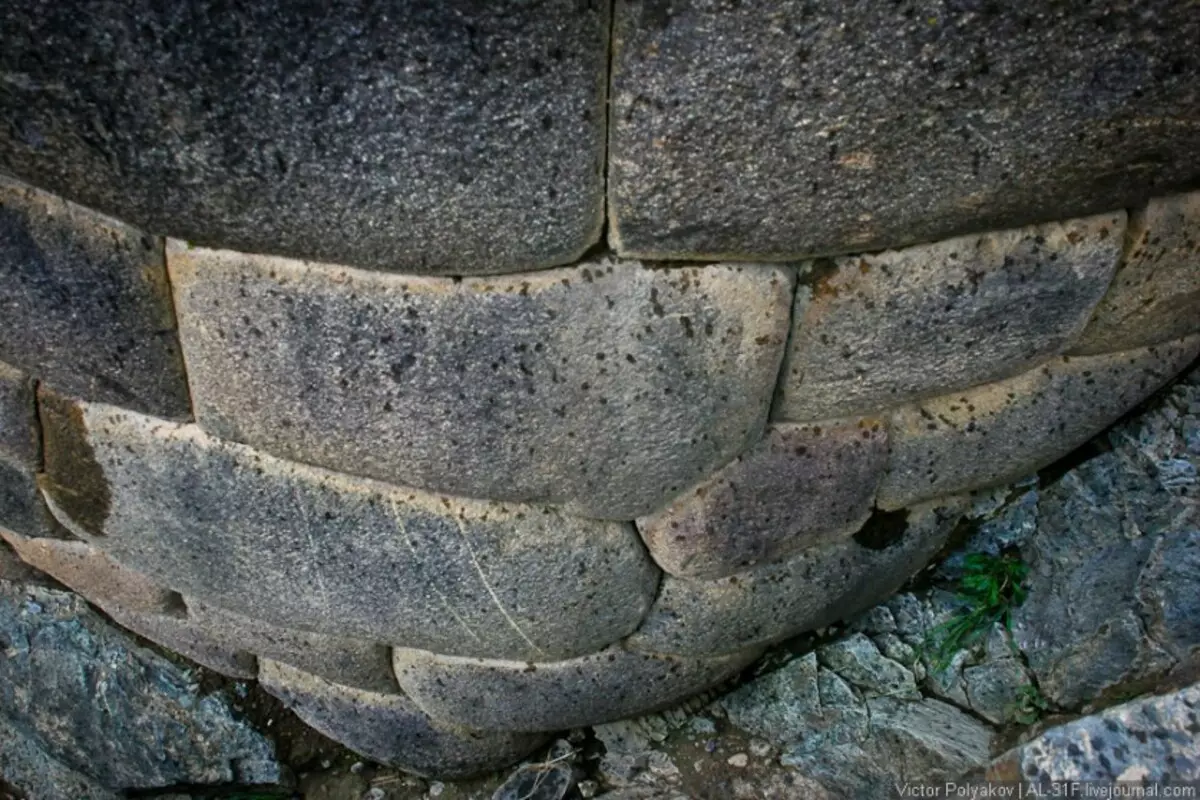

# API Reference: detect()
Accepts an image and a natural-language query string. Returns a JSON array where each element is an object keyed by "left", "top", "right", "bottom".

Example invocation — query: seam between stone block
[{"left": 155, "top": 235, "right": 199, "bottom": 423}]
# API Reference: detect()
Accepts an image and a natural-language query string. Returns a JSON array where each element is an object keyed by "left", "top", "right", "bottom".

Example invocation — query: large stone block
[
  {"left": 627, "top": 499, "right": 965, "bottom": 657},
  {"left": 877, "top": 335, "right": 1200, "bottom": 510},
  {"left": 636, "top": 419, "right": 886, "bottom": 578},
  {"left": 608, "top": 0, "right": 1200, "bottom": 260},
  {"left": 0, "top": 361, "right": 39, "bottom": 466},
  {"left": 101, "top": 604, "right": 259, "bottom": 681},
  {"left": 392, "top": 644, "right": 762, "bottom": 733},
  {"left": 260, "top": 660, "right": 547, "bottom": 779},
  {"left": 0, "top": 178, "right": 190, "bottom": 417},
  {"left": 169, "top": 247, "right": 793, "bottom": 519},
  {"left": 36, "top": 393, "right": 659, "bottom": 661},
  {"left": 775, "top": 212, "right": 1124, "bottom": 421},
  {"left": 0, "top": 1, "right": 608, "bottom": 274},
  {"left": 1071, "top": 192, "right": 1200, "bottom": 355}
]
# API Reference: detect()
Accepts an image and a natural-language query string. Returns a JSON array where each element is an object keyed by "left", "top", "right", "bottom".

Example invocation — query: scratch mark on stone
[{"left": 293, "top": 487, "right": 333, "bottom": 615}]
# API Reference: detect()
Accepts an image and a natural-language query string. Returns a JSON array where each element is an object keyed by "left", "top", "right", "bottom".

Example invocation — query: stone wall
[{"left": 1, "top": 0, "right": 1199, "bottom": 779}]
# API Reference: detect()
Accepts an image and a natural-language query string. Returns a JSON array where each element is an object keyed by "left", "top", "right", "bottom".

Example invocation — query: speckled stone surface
[
  {"left": 36, "top": 395, "right": 659, "bottom": 661},
  {"left": 0, "top": 362, "right": 38, "bottom": 467},
  {"left": 878, "top": 335, "right": 1200, "bottom": 509},
  {"left": 637, "top": 419, "right": 887, "bottom": 579},
  {"left": 1071, "top": 191, "right": 1200, "bottom": 355},
  {"left": 170, "top": 247, "right": 793, "bottom": 519},
  {"left": 0, "top": 1, "right": 608, "bottom": 274},
  {"left": 775, "top": 212, "right": 1124, "bottom": 421},
  {"left": 260, "top": 659, "right": 548, "bottom": 779},
  {"left": 393, "top": 644, "right": 762, "bottom": 733},
  {"left": 0, "top": 178, "right": 189, "bottom": 418},
  {"left": 608, "top": 0, "right": 1200, "bottom": 260}
]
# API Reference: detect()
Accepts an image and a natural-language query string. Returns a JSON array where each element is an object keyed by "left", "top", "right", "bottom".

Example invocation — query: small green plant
[
  {"left": 1009, "top": 682, "right": 1050, "bottom": 725},
  {"left": 924, "top": 551, "right": 1030, "bottom": 670}
]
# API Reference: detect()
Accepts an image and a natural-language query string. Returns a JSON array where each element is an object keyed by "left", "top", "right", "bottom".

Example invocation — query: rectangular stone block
[
  {"left": 392, "top": 644, "right": 762, "bottom": 733},
  {"left": 609, "top": 0, "right": 1200, "bottom": 260},
  {"left": 775, "top": 212, "right": 1124, "bottom": 421},
  {"left": 36, "top": 391, "right": 660, "bottom": 662},
  {"left": 0, "top": 1, "right": 609, "bottom": 274},
  {"left": 169, "top": 246, "right": 793, "bottom": 519},
  {"left": 637, "top": 418, "right": 887, "bottom": 579},
  {"left": 0, "top": 360, "right": 39, "bottom": 466},
  {"left": 1071, "top": 191, "right": 1200, "bottom": 355},
  {"left": 0, "top": 177, "right": 190, "bottom": 417},
  {"left": 877, "top": 335, "right": 1200, "bottom": 510},
  {"left": 627, "top": 499, "right": 965, "bottom": 657}
]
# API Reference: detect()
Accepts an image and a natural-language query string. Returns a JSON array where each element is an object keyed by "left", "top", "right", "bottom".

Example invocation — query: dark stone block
[
  {"left": 609, "top": 0, "right": 1200, "bottom": 260},
  {"left": 0, "top": 361, "right": 38, "bottom": 467},
  {"left": 0, "top": 1, "right": 609, "bottom": 274},
  {"left": 0, "top": 180, "right": 190, "bottom": 418}
]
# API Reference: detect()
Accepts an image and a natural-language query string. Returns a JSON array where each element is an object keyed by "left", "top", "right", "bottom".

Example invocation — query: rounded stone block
[
  {"left": 637, "top": 419, "right": 887, "bottom": 579},
  {"left": 775, "top": 212, "right": 1124, "bottom": 422},
  {"left": 260, "top": 659, "right": 548, "bottom": 779},
  {"left": 101, "top": 604, "right": 259, "bottom": 681},
  {"left": 168, "top": 246, "right": 794, "bottom": 519},
  {"left": 626, "top": 499, "right": 966, "bottom": 657},
  {"left": 0, "top": 1, "right": 609, "bottom": 274},
  {"left": 392, "top": 644, "right": 762, "bottom": 733},
  {"left": 36, "top": 392, "right": 659, "bottom": 661},
  {"left": 877, "top": 335, "right": 1200, "bottom": 510},
  {"left": 0, "top": 177, "right": 190, "bottom": 418},
  {"left": 1071, "top": 191, "right": 1200, "bottom": 356},
  {"left": 608, "top": 0, "right": 1200, "bottom": 260}
]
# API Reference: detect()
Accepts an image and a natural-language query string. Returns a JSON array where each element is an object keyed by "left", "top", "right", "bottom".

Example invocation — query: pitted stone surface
[
  {"left": 0, "top": 362, "right": 38, "bottom": 466},
  {"left": 260, "top": 659, "right": 547, "bottom": 779},
  {"left": 37, "top": 396, "right": 659, "bottom": 661},
  {"left": 101, "top": 604, "right": 258, "bottom": 680},
  {"left": 627, "top": 499, "right": 965, "bottom": 657},
  {"left": 0, "top": 178, "right": 189, "bottom": 417},
  {"left": 0, "top": 529, "right": 174, "bottom": 614},
  {"left": 186, "top": 597, "right": 397, "bottom": 694},
  {"left": 1072, "top": 192, "right": 1200, "bottom": 355},
  {"left": 0, "top": 2, "right": 608, "bottom": 275},
  {"left": 775, "top": 213, "right": 1124, "bottom": 421},
  {"left": 169, "top": 247, "right": 793, "bottom": 519},
  {"left": 608, "top": 0, "right": 1200, "bottom": 260},
  {"left": 392, "top": 645, "right": 762, "bottom": 733},
  {"left": 878, "top": 335, "right": 1200, "bottom": 509},
  {"left": 637, "top": 419, "right": 886, "bottom": 579}
]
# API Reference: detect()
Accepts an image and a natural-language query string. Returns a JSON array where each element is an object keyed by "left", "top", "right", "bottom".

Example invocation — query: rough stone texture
[
  {"left": 0, "top": 580, "right": 279, "bottom": 789},
  {"left": 775, "top": 213, "right": 1124, "bottom": 421},
  {"left": 260, "top": 659, "right": 547, "bottom": 779},
  {"left": 100, "top": 604, "right": 258, "bottom": 681},
  {"left": 0, "top": 1, "right": 609, "bottom": 275},
  {"left": 37, "top": 395, "right": 658, "bottom": 661},
  {"left": 0, "top": 716, "right": 118, "bottom": 800},
  {"left": 0, "top": 529, "right": 175, "bottom": 614},
  {"left": 392, "top": 645, "right": 762, "bottom": 733},
  {"left": 1072, "top": 191, "right": 1200, "bottom": 355},
  {"left": 816, "top": 634, "right": 920, "bottom": 700},
  {"left": 878, "top": 335, "right": 1200, "bottom": 509},
  {"left": 0, "top": 362, "right": 38, "bottom": 467},
  {"left": 0, "top": 539, "right": 43, "bottom": 585},
  {"left": 608, "top": 0, "right": 1200, "bottom": 260},
  {"left": 186, "top": 597, "right": 397, "bottom": 694},
  {"left": 0, "top": 178, "right": 189, "bottom": 417},
  {"left": 989, "top": 682, "right": 1200, "bottom": 782},
  {"left": 962, "top": 658, "right": 1032, "bottom": 726},
  {"left": 628, "top": 499, "right": 964, "bottom": 657},
  {"left": 0, "top": 460, "right": 61, "bottom": 541},
  {"left": 636, "top": 419, "right": 886, "bottom": 579},
  {"left": 169, "top": 248, "right": 793, "bottom": 519}
]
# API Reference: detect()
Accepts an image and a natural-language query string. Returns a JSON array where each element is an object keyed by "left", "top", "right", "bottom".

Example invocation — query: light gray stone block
[
  {"left": 393, "top": 644, "right": 762, "bottom": 733},
  {"left": 36, "top": 393, "right": 659, "bottom": 661},
  {"left": 775, "top": 212, "right": 1124, "bottom": 421},
  {"left": 878, "top": 335, "right": 1200, "bottom": 509},
  {"left": 637, "top": 419, "right": 886, "bottom": 578},
  {"left": 169, "top": 247, "right": 794, "bottom": 519},
  {"left": 609, "top": 0, "right": 1200, "bottom": 260},
  {"left": 0, "top": 1, "right": 609, "bottom": 274}
]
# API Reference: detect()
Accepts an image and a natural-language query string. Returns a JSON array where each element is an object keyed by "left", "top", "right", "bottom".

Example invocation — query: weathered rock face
[
  {"left": 169, "top": 247, "right": 793, "bottom": 519},
  {"left": 0, "top": 580, "right": 279, "bottom": 790},
  {"left": 0, "top": 2, "right": 609, "bottom": 274},
  {"left": 608, "top": 0, "right": 1200, "bottom": 260},
  {"left": 0, "top": 362, "right": 61, "bottom": 540}
]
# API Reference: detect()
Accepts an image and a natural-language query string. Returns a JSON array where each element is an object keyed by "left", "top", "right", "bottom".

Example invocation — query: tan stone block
[
  {"left": 393, "top": 644, "right": 763, "bottom": 733},
  {"left": 1071, "top": 192, "right": 1200, "bottom": 355},
  {"left": 877, "top": 335, "right": 1200, "bottom": 510},
  {"left": 260, "top": 660, "right": 547, "bottom": 779},
  {"left": 637, "top": 419, "right": 887, "bottom": 578},
  {"left": 776, "top": 212, "right": 1124, "bottom": 421}
]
